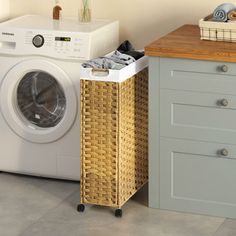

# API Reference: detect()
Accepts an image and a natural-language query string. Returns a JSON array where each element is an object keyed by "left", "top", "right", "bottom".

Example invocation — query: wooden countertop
[{"left": 145, "top": 24, "right": 236, "bottom": 62}]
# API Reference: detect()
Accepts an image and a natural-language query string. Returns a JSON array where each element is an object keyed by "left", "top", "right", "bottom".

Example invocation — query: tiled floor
[{"left": 0, "top": 172, "right": 235, "bottom": 236}]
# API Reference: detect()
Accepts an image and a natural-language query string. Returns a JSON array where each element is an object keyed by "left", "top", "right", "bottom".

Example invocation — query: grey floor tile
[
  {"left": 0, "top": 173, "right": 79, "bottom": 236},
  {"left": 214, "top": 219, "right": 236, "bottom": 236},
  {"left": 19, "top": 220, "right": 133, "bottom": 236},
  {"left": 18, "top": 219, "right": 170, "bottom": 236},
  {"left": 0, "top": 173, "right": 226, "bottom": 236},
  {"left": 20, "top": 211, "right": 225, "bottom": 236},
  {"left": 0, "top": 215, "right": 36, "bottom": 236},
  {"left": 27, "top": 186, "right": 224, "bottom": 236}
]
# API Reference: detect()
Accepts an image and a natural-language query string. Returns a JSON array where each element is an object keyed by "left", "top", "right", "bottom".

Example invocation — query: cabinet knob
[
  {"left": 220, "top": 65, "right": 229, "bottom": 72},
  {"left": 219, "top": 148, "right": 229, "bottom": 157},
  {"left": 218, "top": 99, "right": 229, "bottom": 107}
]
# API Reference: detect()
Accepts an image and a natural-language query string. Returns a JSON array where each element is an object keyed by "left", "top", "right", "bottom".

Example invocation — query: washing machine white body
[{"left": 0, "top": 15, "right": 119, "bottom": 180}]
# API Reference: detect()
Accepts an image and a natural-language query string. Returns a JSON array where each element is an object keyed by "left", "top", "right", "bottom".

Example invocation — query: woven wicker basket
[
  {"left": 199, "top": 18, "right": 236, "bottom": 42},
  {"left": 80, "top": 68, "right": 148, "bottom": 212}
]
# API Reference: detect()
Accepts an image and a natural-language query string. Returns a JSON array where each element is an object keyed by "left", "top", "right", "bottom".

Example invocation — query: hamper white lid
[{"left": 80, "top": 54, "right": 148, "bottom": 83}]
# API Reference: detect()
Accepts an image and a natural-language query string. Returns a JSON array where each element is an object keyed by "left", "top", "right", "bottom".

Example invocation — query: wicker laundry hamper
[{"left": 77, "top": 56, "right": 148, "bottom": 217}]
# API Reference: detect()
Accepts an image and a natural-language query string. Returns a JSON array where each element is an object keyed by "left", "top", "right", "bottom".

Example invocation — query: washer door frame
[{"left": 0, "top": 59, "right": 77, "bottom": 143}]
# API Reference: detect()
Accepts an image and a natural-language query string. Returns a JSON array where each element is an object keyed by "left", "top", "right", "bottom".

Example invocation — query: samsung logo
[{"left": 2, "top": 32, "right": 14, "bottom": 36}]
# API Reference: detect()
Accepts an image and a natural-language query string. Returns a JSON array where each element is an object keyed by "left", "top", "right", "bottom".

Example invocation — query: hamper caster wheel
[
  {"left": 115, "top": 209, "right": 122, "bottom": 218},
  {"left": 77, "top": 204, "right": 85, "bottom": 212}
]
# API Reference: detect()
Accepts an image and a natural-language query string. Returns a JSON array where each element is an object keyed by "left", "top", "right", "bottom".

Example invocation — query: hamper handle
[{"left": 91, "top": 68, "right": 110, "bottom": 77}]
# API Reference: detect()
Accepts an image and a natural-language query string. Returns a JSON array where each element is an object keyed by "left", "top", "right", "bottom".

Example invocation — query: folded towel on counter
[
  {"left": 213, "top": 3, "right": 235, "bottom": 22},
  {"left": 82, "top": 50, "right": 136, "bottom": 70},
  {"left": 228, "top": 8, "right": 236, "bottom": 20}
]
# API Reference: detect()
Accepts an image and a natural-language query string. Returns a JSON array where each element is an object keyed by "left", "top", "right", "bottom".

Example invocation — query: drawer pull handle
[
  {"left": 220, "top": 65, "right": 229, "bottom": 72},
  {"left": 220, "top": 148, "right": 229, "bottom": 157},
  {"left": 219, "top": 99, "right": 229, "bottom": 107}
]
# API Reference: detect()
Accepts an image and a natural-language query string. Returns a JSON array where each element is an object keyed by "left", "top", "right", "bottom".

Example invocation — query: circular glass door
[
  {"left": 17, "top": 71, "right": 66, "bottom": 128},
  {"left": 0, "top": 59, "right": 77, "bottom": 143}
]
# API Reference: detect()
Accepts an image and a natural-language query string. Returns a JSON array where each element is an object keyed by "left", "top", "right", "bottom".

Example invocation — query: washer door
[{"left": 0, "top": 59, "right": 77, "bottom": 143}]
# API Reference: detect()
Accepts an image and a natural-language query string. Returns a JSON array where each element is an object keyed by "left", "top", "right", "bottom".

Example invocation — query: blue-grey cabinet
[{"left": 149, "top": 57, "right": 236, "bottom": 218}]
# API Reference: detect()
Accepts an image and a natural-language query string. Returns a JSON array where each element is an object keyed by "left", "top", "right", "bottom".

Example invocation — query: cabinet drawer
[
  {"left": 160, "top": 89, "right": 236, "bottom": 144},
  {"left": 160, "top": 58, "right": 236, "bottom": 95},
  {"left": 160, "top": 137, "right": 236, "bottom": 218}
]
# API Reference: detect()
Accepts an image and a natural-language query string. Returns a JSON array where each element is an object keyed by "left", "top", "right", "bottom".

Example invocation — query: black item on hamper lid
[{"left": 117, "top": 40, "right": 144, "bottom": 60}]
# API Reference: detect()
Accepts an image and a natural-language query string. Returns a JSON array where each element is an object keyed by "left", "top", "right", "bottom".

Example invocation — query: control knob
[{"left": 32, "top": 35, "right": 44, "bottom": 48}]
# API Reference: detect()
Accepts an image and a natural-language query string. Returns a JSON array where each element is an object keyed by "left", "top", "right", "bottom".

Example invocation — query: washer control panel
[{"left": 21, "top": 31, "right": 90, "bottom": 60}]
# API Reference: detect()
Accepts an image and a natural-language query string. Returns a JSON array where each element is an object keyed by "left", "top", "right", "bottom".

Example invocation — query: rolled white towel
[{"left": 213, "top": 3, "right": 235, "bottom": 22}]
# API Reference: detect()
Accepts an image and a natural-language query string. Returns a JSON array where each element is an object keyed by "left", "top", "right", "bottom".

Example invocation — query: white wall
[
  {"left": 9, "top": 0, "right": 236, "bottom": 48},
  {"left": 0, "top": 0, "right": 9, "bottom": 21}
]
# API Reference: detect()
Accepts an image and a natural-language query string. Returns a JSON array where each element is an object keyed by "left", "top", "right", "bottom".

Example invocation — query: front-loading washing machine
[{"left": 0, "top": 15, "right": 119, "bottom": 180}]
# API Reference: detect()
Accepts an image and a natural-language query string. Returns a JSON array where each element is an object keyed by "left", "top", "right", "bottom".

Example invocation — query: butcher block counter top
[{"left": 145, "top": 24, "right": 236, "bottom": 62}]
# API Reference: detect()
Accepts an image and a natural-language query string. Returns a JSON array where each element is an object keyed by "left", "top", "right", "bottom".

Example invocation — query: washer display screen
[
  {"left": 55, "top": 37, "right": 71, "bottom": 42},
  {"left": 17, "top": 71, "right": 66, "bottom": 128}
]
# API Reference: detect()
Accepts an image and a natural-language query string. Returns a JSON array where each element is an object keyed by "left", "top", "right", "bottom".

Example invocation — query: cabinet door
[
  {"left": 160, "top": 89, "right": 236, "bottom": 144},
  {"left": 160, "top": 138, "right": 236, "bottom": 218}
]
